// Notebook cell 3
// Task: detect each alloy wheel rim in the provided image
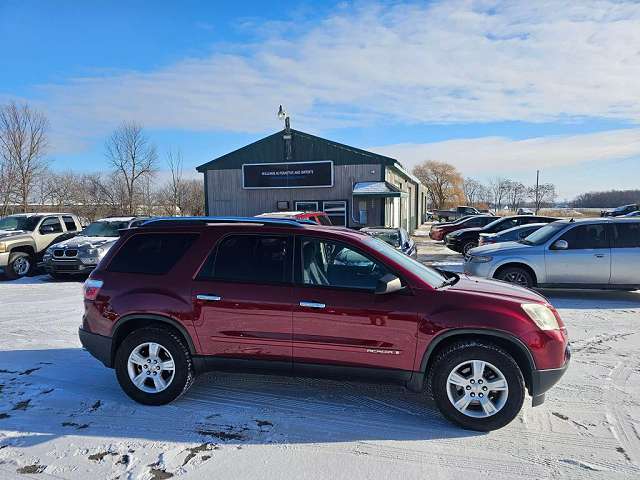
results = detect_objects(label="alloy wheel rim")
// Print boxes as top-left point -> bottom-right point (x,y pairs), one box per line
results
13,257 -> 30,276
505,271 -> 528,286
127,342 -> 175,393
446,360 -> 509,418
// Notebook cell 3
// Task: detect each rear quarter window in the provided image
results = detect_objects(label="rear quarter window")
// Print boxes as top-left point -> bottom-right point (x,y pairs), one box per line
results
108,233 -> 198,275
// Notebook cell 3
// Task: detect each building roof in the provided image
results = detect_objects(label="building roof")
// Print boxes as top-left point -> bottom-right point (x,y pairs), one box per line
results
196,129 -> 416,183
352,181 -> 408,198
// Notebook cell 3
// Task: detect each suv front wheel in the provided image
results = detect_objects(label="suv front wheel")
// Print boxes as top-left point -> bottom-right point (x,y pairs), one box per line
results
430,341 -> 525,431
115,327 -> 194,405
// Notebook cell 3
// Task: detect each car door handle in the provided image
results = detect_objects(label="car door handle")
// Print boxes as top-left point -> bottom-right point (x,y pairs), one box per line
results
594,254 -> 605,258
299,301 -> 326,309
196,294 -> 222,302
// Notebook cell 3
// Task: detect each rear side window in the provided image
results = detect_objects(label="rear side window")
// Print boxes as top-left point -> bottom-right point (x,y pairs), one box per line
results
613,223 -> 640,248
40,216 -> 63,234
558,224 -> 608,249
108,233 -> 198,275
200,235 -> 291,284
317,215 -> 332,226
62,216 -> 77,231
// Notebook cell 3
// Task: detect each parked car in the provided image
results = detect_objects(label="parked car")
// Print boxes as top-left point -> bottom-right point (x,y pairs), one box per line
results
464,218 -> 640,290
601,204 -> 639,217
432,206 -> 481,222
430,215 -> 498,241
445,215 -> 559,255
256,211 -> 332,225
477,223 -> 547,247
516,208 -> 534,215
0,213 -> 82,279
42,216 -> 149,278
623,210 -> 640,217
360,226 -> 417,258
79,216 -> 569,431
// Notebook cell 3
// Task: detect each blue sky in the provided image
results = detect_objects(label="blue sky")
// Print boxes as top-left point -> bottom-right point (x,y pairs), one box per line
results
2,0 -> 640,199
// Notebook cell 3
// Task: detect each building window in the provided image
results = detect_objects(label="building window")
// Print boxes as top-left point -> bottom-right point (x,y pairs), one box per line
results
295,201 -> 319,212
323,200 -> 347,226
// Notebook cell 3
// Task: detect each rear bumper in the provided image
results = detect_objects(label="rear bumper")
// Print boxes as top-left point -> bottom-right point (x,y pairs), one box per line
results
530,343 -> 571,406
79,327 -> 113,368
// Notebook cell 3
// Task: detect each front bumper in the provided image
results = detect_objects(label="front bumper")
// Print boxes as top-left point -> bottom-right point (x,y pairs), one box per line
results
444,236 -> 463,252
463,260 -> 494,278
43,257 -> 97,275
530,343 -> 571,406
79,327 -> 113,368
0,252 -> 9,267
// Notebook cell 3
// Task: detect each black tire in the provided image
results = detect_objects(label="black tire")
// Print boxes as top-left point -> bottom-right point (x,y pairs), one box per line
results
430,341 -> 525,431
115,327 -> 195,406
5,252 -> 33,280
462,241 -> 477,255
495,266 -> 534,288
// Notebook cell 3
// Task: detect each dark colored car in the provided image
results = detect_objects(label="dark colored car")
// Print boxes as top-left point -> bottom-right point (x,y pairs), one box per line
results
445,216 -> 559,255
477,223 -> 547,247
79,216 -> 569,431
601,204 -> 639,217
360,226 -> 416,258
430,215 -> 498,241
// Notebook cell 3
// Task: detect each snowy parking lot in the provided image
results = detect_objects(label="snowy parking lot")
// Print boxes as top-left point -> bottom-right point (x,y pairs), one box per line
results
1,227 -> 639,479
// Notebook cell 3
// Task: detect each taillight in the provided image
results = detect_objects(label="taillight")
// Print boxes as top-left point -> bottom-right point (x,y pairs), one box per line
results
84,279 -> 103,301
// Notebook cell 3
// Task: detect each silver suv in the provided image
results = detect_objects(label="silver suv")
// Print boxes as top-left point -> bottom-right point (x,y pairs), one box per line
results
43,216 -> 149,278
464,218 -> 640,290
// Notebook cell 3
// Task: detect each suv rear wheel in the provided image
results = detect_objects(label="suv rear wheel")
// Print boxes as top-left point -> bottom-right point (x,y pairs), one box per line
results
430,341 -> 525,431
115,327 -> 194,405
5,252 -> 33,280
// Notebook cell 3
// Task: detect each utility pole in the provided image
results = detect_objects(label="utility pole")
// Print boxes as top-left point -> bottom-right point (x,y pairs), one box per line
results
535,169 -> 540,214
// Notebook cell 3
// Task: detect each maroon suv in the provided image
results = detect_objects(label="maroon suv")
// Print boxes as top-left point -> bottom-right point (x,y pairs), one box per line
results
79,217 -> 570,431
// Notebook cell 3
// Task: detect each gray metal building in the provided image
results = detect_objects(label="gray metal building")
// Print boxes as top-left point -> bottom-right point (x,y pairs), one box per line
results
196,129 -> 427,233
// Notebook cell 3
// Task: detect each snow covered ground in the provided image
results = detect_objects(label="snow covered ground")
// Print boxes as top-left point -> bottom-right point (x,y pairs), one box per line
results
1,227 -> 639,479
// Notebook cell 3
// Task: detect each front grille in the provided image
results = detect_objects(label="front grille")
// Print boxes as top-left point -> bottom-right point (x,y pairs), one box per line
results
65,249 -> 78,257
53,249 -> 64,257
56,264 -> 79,271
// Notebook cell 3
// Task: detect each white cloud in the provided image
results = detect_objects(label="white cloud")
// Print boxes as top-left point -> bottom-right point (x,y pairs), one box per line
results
7,0 -> 640,153
369,128 -> 640,174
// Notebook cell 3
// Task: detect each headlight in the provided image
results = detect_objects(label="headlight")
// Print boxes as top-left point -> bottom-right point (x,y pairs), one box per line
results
0,242 -> 6,253
521,303 -> 560,330
470,255 -> 493,263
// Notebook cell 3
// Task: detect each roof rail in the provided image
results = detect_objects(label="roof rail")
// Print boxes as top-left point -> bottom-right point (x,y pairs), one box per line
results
140,216 -> 314,228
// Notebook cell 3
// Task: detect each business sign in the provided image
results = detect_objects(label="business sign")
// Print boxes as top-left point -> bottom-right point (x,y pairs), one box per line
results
242,161 -> 334,189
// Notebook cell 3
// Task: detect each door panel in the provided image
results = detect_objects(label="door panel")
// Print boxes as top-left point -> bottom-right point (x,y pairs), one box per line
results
192,281 -> 293,361
545,224 -> 611,284
293,286 -> 418,371
611,222 -> 640,285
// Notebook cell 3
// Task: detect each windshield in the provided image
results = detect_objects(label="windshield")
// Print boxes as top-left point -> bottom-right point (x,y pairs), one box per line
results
81,220 -> 129,237
365,230 -> 401,247
0,215 -> 41,232
520,222 -> 566,245
363,236 -> 447,288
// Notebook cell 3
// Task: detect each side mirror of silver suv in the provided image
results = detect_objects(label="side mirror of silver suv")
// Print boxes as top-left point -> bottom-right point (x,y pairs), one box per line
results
551,239 -> 568,250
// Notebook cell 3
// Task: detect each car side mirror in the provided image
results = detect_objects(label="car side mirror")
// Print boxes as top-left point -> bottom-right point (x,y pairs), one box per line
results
551,239 -> 568,250
375,274 -> 404,295
403,242 -> 410,250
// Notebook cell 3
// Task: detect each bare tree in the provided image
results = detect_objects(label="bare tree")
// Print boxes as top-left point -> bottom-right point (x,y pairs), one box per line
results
462,178 -> 483,206
506,180 -> 526,211
528,183 -> 556,212
412,160 -> 463,209
105,122 -> 157,215
166,149 -> 184,215
489,177 -> 510,211
0,102 -> 49,212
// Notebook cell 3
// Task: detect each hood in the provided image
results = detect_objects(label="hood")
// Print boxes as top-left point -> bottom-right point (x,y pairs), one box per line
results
468,241 -> 531,255
448,227 -> 482,237
51,236 -> 117,249
447,274 -> 547,304
0,229 -> 28,240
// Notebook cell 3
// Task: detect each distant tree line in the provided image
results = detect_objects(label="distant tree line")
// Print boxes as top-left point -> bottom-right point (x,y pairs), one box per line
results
412,160 -> 556,212
572,189 -> 640,208
0,101 -> 204,221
